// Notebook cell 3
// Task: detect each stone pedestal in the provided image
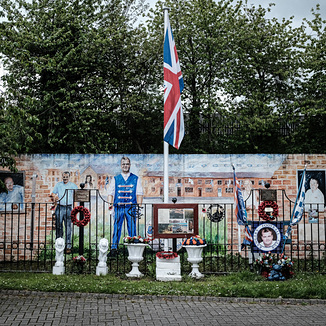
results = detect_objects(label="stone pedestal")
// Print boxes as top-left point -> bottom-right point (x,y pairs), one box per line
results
96,265 -> 108,276
156,256 -> 182,281
52,266 -> 65,275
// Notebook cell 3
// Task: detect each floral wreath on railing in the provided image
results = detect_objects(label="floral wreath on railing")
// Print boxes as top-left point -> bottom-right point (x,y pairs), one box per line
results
156,251 -> 178,260
71,206 -> 91,227
258,201 -> 279,221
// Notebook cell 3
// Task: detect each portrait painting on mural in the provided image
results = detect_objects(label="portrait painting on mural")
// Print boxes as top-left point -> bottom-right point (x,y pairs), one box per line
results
298,170 -> 325,224
252,221 -> 283,253
0,172 -> 25,211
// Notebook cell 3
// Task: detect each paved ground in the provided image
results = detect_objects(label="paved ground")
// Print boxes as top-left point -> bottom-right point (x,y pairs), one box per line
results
0,290 -> 326,326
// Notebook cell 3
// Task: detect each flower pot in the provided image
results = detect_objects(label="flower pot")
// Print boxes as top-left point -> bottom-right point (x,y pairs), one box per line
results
183,244 -> 207,279
124,243 -> 147,278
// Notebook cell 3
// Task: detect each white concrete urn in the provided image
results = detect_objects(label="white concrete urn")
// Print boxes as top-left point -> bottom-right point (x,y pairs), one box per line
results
124,243 -> 147,278
184,244 -> 207,279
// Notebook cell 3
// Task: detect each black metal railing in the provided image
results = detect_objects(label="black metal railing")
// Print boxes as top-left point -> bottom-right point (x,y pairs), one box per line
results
0,189 -> 325,275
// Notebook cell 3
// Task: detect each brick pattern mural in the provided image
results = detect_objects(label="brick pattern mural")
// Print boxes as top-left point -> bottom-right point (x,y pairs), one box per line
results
0,154 -> 325,263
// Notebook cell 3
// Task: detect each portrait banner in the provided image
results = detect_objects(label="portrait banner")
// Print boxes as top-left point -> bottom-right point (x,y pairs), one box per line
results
0,171 -> 25,211
252,221 -> 283,253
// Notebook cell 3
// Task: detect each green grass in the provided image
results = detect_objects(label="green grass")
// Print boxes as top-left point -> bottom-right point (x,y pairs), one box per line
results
1,271 -> 326,299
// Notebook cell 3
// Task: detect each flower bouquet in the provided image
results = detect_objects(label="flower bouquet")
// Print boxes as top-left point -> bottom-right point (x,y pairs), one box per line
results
156,251 -> 178,260
254,252 -> 294,280
73,255 -> 86,273
276,254 -> 294,279
182,235 -> 206,246
123,235 -> 150,244
73,255 -> 87,263
254,252 -> 274,278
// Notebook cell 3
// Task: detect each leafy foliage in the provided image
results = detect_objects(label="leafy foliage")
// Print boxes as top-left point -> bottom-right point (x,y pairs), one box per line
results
0,0 -> 325,160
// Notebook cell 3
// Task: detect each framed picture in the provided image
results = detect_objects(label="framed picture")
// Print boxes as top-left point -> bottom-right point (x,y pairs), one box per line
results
153,204 -> 198,239
0,171 -> 25,211
298,170 -> 325,223
252,221 -> 283,253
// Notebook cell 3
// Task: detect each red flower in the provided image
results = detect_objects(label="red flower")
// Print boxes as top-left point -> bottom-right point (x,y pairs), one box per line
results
156,251 -> 178,259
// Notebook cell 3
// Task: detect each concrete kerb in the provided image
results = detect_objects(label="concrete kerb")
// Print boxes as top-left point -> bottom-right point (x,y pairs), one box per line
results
1,290 -> 325,305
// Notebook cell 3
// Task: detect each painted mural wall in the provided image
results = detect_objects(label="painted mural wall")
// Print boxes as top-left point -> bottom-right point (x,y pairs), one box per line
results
1,153 -> 325,204
0,154 -> 325,255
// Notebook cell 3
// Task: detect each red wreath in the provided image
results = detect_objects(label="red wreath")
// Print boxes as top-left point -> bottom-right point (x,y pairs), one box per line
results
258,201 -> 279,221
71,206 -> 91,227
156,251 -> 178,260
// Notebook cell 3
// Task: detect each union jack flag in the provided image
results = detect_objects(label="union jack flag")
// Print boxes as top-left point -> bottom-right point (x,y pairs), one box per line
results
243,224 -> 253,247
164,13 -> 184,149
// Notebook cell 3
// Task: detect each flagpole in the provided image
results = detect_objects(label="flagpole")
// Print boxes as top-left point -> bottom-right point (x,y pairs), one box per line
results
164,142 -> 169,203
233,165 -> 241,252
163,7 -> 169,204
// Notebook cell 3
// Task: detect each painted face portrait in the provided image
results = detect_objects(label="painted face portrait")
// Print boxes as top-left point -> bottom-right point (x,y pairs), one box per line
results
261,229 -> 274,247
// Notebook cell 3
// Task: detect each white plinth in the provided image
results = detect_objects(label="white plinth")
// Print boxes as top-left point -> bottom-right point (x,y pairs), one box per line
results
96,265 -> 108,276
156,256 -> 182,281
52,266 -> 65,275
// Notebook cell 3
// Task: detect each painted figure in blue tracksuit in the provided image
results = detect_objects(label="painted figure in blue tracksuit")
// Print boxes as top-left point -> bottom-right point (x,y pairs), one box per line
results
108,156 -> 143,254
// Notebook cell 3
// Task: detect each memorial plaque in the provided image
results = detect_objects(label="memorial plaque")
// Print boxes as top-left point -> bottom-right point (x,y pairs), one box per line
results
153,204 -> 198,239
74,189 -> 90,202
260,189 -> 277,201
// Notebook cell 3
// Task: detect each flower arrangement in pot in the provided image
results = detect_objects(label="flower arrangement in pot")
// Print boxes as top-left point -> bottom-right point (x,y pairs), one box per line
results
182,235 -> 207,279
182,235 -> 206,246
123,236 -> 149,278
123,235 -> 150,244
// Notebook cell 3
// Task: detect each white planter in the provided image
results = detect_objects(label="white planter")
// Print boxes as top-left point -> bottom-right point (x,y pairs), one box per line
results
124,243 -> 147,278
183,244 -> 207,279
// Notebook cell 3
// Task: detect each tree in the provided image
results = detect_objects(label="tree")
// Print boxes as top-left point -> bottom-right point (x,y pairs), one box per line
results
147,0 -> 310,154
0,0 -> 324,158
294,5 -> 326,153
221,2 -> 307,153
147,0 -> 244,154
0,91 -> 39,191
0,0 -> 160,154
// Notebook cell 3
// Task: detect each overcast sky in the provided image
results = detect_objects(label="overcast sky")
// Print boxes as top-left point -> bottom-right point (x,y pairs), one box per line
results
146,0 -> 326,27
